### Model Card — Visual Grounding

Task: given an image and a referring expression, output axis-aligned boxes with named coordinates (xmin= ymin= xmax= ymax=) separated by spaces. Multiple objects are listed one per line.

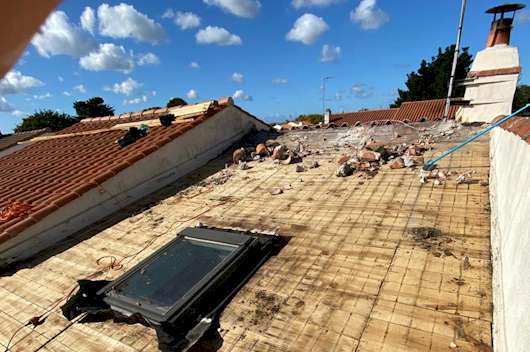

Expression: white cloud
xmin=321 ymin=44 xmax=341 ymax=62
xmin=175 ymin=11 xmax=201 ymax=30
xmin=31 ymin=11 xmax=97 ymax=57
xmin=272 ymin=78 xmax=288 ymax=85
xmin=105 ymin=77 xmax=141 ymax=96
xmin=80 ymin=7 xmax=96 ymax=35
xmin=33 ymin=92 xmax=53 ymax=100
xmin=79 ymin=43 xmax=134 ymax=73
xmin=203 ymin=0 xmax=261 ymax=18
xmin=12 ymin=110 xmax=24 ymax=117
xmin=292 ymin=0 xmax=339 ymax=9
xmin=0 ymin=70 xmax=44 ymax=95
xmin=63 ymin=91 xmax=72 ymax=96
xmin=190 ymin=61 xmax=200 ymax=69
xmin=286 ymin=13 xmax=328 ymax=45
xmin=162 ymin=8 xmax=175 ymax=19
xmin=74 ymin=84 xmax=86 ymax=93
xmin=137 ymin=52 xmax=160 ymax=65
xmin=233 ymin=89 xmax=252 ymax=101
xmin=187 ymin=89 xmax=198 ymax=100
xmin=58 ymin=75 xmax=64 ymax=82
xmin=124 ymin=95 xmax=148 ymax=105
xmin=97 ymin=3 xmax=166 ymax=43
xmin=351 ymin=84 xmax=371 ymax=98
xmin=196 ymin=26 xmax=242 ymax=46
xmin=0 ymin=97 xmax=15 ymax=113
xmin=231 ymin=72 xmax=244 ymax=83
xmin=350 ymin=0 xmax=389 ymax=30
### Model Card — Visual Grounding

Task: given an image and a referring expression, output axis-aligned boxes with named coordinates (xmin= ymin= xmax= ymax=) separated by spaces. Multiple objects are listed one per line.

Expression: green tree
xmin=73 ymin=97 xmax=115 ymax=118
xmin=296 ymin=114 xmax=323 ymax=124
xmin=166 ymin=97 xmax=188 ymax=108
xmin=513 ymin=85 xmax=530 ymax=113
xmin=391 ymin=45 xmax=473 ymax=108
xmin=15 ymin=110 xmax=78 ymax=132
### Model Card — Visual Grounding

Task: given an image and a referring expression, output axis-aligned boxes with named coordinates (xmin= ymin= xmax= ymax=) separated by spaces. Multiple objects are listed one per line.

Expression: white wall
xmin=457 ymin=45 xmax=519 ymax=123
xmin=0 ymin=106 xmax=268 ymax=265
xmin=490 ymin=128 xmax=530 ymax=352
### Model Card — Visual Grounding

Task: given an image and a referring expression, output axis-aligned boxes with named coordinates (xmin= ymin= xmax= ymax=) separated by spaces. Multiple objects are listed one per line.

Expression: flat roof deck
xmin=0 ymin=126 xmax=492 ymax=351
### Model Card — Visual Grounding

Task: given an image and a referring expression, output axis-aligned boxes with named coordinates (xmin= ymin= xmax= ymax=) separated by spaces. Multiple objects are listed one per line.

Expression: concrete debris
xmin=256 ymin=143 xmax=268 ymax=156
xmin=456 ymin=170 xmax=476 ymax=184
xmin=233 ymin=148 xmax=245 ymax=164
xmin=337 ymin=155 xmax=350 ymax=165
xmin=403 ymin=155 xmax=415 ymax=168
xmin=449 ymin=342 xmax=457 ymax=349
xmin=359 ymin=149 xmax=381 ymax=162
xmin=272 ymin=145 xmax=288 ymax=160
xmin=239 ymin=161 xmax=249 ymax=170
xmin=295 ymin=165 xmax=305 ymax=173
xmin=270 ymin=188 xmax=283 ymax=195
xmin=388 ymin=157 xmax=405 ymax=169
xmin=336 ymin=163 xmax=354 ymax=177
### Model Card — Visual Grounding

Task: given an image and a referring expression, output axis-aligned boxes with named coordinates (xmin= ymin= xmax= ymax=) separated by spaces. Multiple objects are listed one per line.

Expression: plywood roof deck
xmin=0 ymin=126 xmax=492 ymax=352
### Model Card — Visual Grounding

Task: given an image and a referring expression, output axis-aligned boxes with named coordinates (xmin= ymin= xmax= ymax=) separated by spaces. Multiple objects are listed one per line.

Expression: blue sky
xmin=1 ymin=0 xmax=529 ymax=133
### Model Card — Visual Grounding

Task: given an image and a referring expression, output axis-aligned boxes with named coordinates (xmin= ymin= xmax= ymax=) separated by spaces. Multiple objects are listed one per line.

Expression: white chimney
xmin=324 ymin=109 xmax=331 ymax=124
xmin=457 ymin=3 xmax=525 ymax=123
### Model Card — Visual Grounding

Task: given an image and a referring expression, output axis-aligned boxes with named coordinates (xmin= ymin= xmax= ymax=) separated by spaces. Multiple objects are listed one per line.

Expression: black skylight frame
xmin=98 ymin=227 xmax=275 ymax=327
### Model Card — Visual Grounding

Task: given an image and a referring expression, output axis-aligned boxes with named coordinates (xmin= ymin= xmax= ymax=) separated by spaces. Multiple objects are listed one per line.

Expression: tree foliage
xmin=166 ymin=97 xmax=188 ymax=108
xmin=73 ymin=97 xmax=115 ymax=118
xmin=296 ymin=114 xmax=323 ymax=124
xmin=391 ymin=45 xmax=473 ymax=108
xmin=513 ymin=85 xmax=530 ymax=113
xmin=14 ymin=110 xmax=78 ymax=132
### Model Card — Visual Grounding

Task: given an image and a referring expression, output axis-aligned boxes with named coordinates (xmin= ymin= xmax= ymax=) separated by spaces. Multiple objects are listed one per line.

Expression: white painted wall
xmin=0 ymin=106 xmax=269 ymax=265
xmin=490 ymin=128 xmax=530 ymax=352
xmin=457 ymin=45 xmax=520 ymax=123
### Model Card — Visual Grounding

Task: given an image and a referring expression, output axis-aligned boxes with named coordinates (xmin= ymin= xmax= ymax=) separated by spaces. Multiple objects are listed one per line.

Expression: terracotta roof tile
xmin=393 ymin=99 xmax=459 ymax=122
xmin=331 ymin=109 xmax=398 ymax=125
xmin=0 ymin=103 xmax=226 ymax=244
xmin=330 ymin=99 xmax=460 ymax=126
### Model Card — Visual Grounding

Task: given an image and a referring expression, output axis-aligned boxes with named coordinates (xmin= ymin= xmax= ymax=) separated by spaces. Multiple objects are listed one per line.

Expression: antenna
xmin=322 ymin=76 xmax=333 ymax=116
xmin=444 ymin=0 xmax=467 ymax=119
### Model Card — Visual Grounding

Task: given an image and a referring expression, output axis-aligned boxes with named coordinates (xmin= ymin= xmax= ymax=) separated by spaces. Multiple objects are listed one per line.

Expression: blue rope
xmin=423 ymin=103 xmax=530 ymax=171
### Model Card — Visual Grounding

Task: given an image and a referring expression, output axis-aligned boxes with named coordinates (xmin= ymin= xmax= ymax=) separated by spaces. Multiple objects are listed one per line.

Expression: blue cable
xmin=423 ymin=103 xmax=530 ymax=171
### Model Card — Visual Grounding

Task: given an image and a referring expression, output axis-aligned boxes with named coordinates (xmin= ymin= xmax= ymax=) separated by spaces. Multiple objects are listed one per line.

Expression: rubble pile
xmin=231 ymin=138 xmax=318 ymax=169
xmin=334 ymin=137 xmax=433 ymax=178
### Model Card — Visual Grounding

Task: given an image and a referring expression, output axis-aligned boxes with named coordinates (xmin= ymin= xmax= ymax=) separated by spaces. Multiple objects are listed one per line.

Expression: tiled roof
xmin=330 ymin=99 xmax=461 ymax=126
xmin=0 ymin=128 xmax=50 ymax=152
xmin=331 ymin=108 xmax=398 ymax=125
xmin=0 ymin=101 xmax=230 ymax=244
xmin=500 ymin=115 xmax=530 ymax=144
xmin=393 ymin=98 xmax=459 ymax=122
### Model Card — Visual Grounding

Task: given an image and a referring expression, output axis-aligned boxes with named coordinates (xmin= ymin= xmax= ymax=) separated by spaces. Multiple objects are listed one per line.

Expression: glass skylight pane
xmin=112 ymin=237 xmax=236 ymax=314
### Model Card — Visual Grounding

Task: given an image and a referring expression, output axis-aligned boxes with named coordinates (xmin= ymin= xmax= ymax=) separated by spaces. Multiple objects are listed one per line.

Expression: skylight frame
xmin=98 ymin=227 xmax=267 ymax=324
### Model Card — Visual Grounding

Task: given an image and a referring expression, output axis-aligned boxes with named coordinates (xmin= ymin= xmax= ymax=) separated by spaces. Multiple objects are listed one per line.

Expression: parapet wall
xmin=490 ymin=116 xmax=530 ymax=352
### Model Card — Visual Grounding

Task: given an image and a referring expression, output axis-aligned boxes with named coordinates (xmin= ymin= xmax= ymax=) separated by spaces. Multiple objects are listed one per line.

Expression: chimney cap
xmin=486 ymin=3 xmax=525 ymax=14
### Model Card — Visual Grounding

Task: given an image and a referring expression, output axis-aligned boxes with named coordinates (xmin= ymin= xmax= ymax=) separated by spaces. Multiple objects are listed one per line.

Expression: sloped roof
xmin=0 ymin=128 xmax=50 ymax=152
xmin=0 ymin=100 xmax=236 ymax=244
xmin=330 ymin=108 xmax=398 ymax=125
xmin=331 ymin=99 xmax=461 ymax=126
xmin=393 ymin=98 xmax=459 ymax=122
